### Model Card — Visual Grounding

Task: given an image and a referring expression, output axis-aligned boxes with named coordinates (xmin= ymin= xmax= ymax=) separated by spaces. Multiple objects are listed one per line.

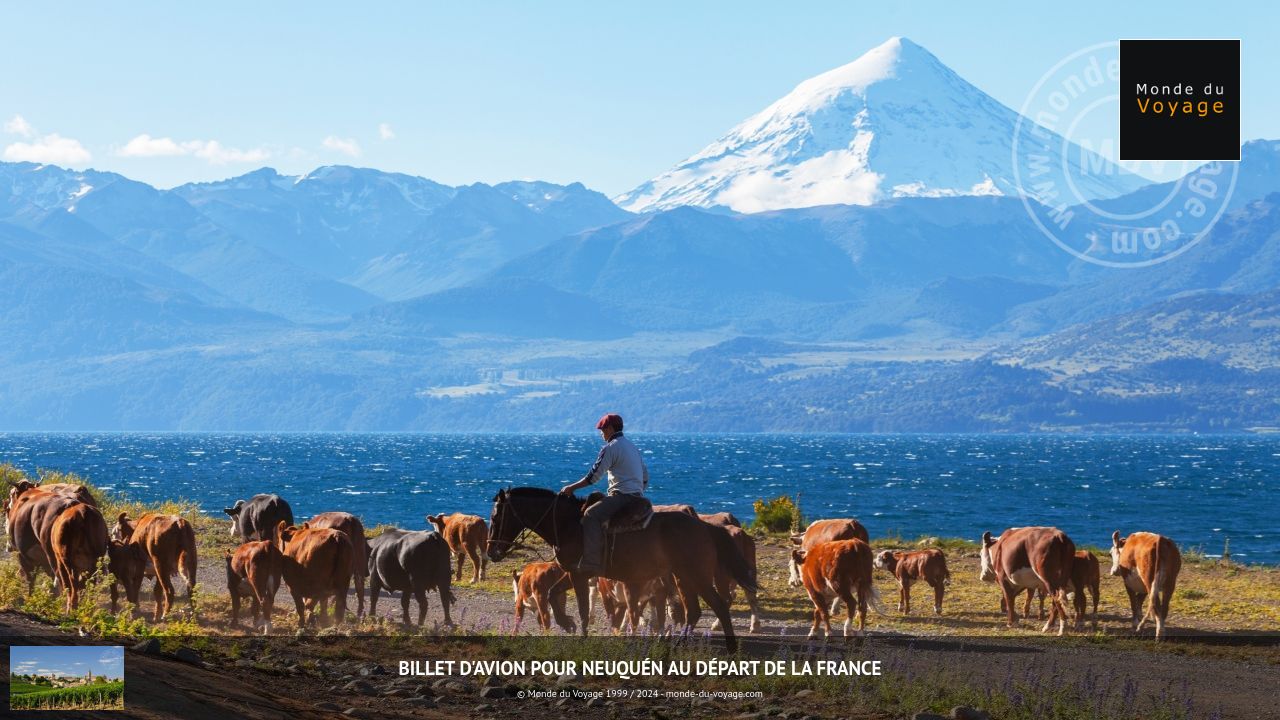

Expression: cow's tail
xmin=866 ymin=583 xmax=887 ymax=616
xmin=1144 ymin=538 xmax=1164 ymax=630
xmin=176 ymin=518 xmax=198 ymax=597
xmin=710 ymin=524 xmax=757 ymax=594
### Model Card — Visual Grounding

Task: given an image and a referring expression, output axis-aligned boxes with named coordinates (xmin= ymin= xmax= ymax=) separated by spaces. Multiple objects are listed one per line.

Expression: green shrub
xmin=750 ymin=494 xmax=802 ymax=534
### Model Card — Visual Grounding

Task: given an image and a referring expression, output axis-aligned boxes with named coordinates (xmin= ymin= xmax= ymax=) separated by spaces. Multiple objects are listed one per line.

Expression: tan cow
xmin=307 ymin=511 xmax=369 ymax=618
xmin=226 ymin=540 xmax=283 ymax=634
xmin=979 ymin=527 xmax=1075 ymax=635
xmin=112 ymin=513 xmax=199 ymax=621
xmin=792 ymin=539 xmax=882 ymax=639
xmin=49 ymin=503 xmax=109 ymax=612
xmin=427 ymin=513 xmax=487 ymax=583
xmin=512 ymin=561 xmax=576 ymax=632
xmin=1110 ymin=530 xmax=1181 ymax=640
xmin=276 ymin=520 xmax=353 ymax=627
xmin=789 ymin=518 xmax=869 ymax=587
xmin=873 ymin=549 xmax=950 ymax=615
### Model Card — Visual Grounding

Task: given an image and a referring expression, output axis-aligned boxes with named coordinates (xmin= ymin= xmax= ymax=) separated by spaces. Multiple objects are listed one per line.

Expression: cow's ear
xmin=301 ymin=521 xmax=310 ymax=529
xmin=981 ymin=531 xmax=993 ymax=547
xmin=222 ymin=506 xmax=238 ymax=516
xmin=117 ymin=512 xmax=129 ymax=524
xmin=1112 ymin=530 xmax=1123 ymax=547
xmin=789 ymin=535 xmax=803 ymax=545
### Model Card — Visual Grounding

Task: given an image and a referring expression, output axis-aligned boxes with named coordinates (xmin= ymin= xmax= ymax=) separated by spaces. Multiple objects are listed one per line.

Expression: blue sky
xmin=2 ymin=1 xmax=1275 ymax=192
xmin=9 ymin=646 xmax=124 ymax=680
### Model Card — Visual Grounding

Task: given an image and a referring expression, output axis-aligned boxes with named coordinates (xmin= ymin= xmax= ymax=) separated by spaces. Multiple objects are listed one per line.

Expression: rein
xmin=493 ymin=491 xmax=570 ymax=564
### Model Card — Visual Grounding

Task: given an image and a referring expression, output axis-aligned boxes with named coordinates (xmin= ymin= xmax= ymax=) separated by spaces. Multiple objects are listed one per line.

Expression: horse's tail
xmin=710 ymin=525 xmax=757 ymax=594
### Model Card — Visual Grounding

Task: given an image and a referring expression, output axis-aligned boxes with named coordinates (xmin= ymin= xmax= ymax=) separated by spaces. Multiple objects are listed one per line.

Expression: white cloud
xmin=322 ymin=135 xmax=361 ymax=157
xmin=4 ymin=114 xmax=34 ymax=137
xmin=378 ymin=122 xmax=395 ymax=141
xmin=3 ymin=133 xmax=92 ymax=166
xmin=117 ymin=134 xmax=270 ymax=165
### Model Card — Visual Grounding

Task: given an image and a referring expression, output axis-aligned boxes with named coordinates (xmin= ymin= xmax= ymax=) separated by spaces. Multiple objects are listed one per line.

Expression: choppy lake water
xmin=1 ymin=433 xmax=1275 ymax=563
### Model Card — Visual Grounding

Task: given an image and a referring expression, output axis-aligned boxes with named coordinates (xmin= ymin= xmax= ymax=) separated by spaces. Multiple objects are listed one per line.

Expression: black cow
xmin=223 ymin=494 xmax=293 ymax=542
xmin=367 ymin=528 xmax=454 ymax=626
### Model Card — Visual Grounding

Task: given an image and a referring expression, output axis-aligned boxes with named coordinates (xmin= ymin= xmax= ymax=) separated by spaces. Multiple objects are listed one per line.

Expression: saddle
xmin=583 ymin=492 xmax=654 ymax=534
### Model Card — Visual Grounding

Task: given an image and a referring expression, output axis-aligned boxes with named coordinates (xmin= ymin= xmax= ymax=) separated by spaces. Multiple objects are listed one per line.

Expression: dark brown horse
xmin=485 ymin=487 xmax=756 ymax=652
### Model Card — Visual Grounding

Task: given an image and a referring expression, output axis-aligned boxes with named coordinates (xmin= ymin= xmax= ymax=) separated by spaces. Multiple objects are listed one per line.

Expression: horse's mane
xmin=507 ymin=486 xmax=557 ymax=499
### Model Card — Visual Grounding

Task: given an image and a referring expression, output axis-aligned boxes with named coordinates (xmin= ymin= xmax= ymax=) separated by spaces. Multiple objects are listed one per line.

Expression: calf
xmin=427 ymin=512 xmax=487 ymax=583
xmin=792 ymin=539 xmax=881 ymax=639
xmin=367 ymin=527 xmax=454 ymax=626
xmin=789 ymin=518 xmax=869 ymax=587
xmin=979 ymin=526 xmax=1075 ymax=635
xmin=226 ymin=540 xmax=283 ymax=634
xmin=594 ymin=575 xmax=675 ymax=634
xmin=308 ymin=511 xmax=369 ymax=618
xmin=512 ymin=561 xmax=576 ymax=632
xmin=874 ymin=549 xmax=950 ymax=615
xmin=49 ymin=503 xmax=109 ymax=612
xmin=112 ymin=513 xmax=198 ymax=621
xmin=107 ymin=540 xmax=146 ymax=613
xmin=277 ymin=521 xmax=353 ymax=627
xmin=1110 ymin=530 xmax=1181 ymax=640
xmin=224 ymin=494 xmax=293 ymax=541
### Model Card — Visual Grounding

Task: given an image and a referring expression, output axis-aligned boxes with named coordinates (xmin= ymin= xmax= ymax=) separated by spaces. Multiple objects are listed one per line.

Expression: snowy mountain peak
xmin=616 ymin=37 xmax=1147 ymax=214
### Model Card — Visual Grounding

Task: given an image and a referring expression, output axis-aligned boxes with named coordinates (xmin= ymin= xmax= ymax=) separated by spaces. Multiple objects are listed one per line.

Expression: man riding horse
xmin=558 ymin=413 xmax=649 ymax=576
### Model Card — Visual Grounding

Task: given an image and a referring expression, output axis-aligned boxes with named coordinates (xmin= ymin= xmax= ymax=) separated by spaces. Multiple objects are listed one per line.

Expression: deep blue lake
xmin=1 ymin=433 xmax=1275 ymax=563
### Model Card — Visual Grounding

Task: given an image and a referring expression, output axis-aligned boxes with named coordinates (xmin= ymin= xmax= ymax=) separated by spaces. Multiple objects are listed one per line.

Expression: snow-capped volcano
xmin=616 ymin=37 xmax=1147 ymax=213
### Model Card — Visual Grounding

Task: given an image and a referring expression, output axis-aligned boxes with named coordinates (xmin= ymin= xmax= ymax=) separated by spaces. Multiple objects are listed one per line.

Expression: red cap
xmin=595 ymin=413 xmax=623 ymax=432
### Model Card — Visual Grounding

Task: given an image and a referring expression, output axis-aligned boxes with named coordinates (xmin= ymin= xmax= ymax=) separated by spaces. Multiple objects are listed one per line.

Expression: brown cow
xmin=789 ymin=519 xmax=869 ymax=587
xmin=1002 ymin=551 xmax=1101 ymax=631
xmin=873 ymin=549 xmax=951 ymax=615
xmin=427 ymin=512 xmax=487 ymax=583
xmin=6 ymin=480 xmax=97 ymax=512
xmin=276 ymin=520 xmax=353 ymax=627
xmin=5 ymin=490 xmax=83 ymax=593
xmin=112 ymin=513 xmax=198 ymax=621
xmin=49 ymin=503 xmax=109 ymax=612
xmin=708 ymin=524 xmax=762 ymax=633
xmin=226 ymin=540 xmax=283 ymax=634
xmin=979 ymin=527 xmax=1075 ymax=635
xmin=1110 ymin=530 xmax=1182 ymax=640
xmin=698 ymin=512 xmax=742 ymax=528
xmin=308 ymin=511 xmax=369 ymax=618
xmin=791 ymin=539 xmax=882 ymax=639
xmin=512 ymin=561 xmax=576 ymax=632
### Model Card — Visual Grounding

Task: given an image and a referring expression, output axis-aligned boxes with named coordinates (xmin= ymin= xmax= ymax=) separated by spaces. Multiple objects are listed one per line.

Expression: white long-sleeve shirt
xmin=581 ymin=433 xmax=649 ymax=495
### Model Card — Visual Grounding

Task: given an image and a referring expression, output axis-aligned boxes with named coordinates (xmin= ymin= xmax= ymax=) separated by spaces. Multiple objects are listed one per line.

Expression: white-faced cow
xmin=426 ymin=513 xmax=488 ymax=583
xmin=789 ymin=518 xmax=870 ymax=587
xmin=224 ymin=494 xmax=294 ymax=542
xmin=1110 ymin=530 xmax=1182 ymax=640
xmin=791 ymin=539 xmax=882 ymax=640
xmin=979 ymin=526 xmax=1075 ymax=635
xmin=873 ymin=548 xmax=950 ymax=615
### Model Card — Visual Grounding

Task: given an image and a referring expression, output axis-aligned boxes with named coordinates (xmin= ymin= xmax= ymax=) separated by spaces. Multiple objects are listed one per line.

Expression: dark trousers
xmin=581 ymin=493 xmax=647 ymax=568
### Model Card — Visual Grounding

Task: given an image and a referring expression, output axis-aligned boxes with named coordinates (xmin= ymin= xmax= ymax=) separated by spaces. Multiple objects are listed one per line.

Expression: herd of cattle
xmin=3 ymin=480 xmax=1184 ymax=641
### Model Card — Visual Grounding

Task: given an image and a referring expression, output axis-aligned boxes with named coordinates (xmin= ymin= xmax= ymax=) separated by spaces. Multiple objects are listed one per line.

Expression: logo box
xmin=1119 ymin=39 xmax=1240 ymax=161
